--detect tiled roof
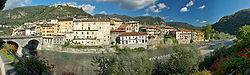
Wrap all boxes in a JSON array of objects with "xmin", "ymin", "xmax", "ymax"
[
  {"xmin": 147, "ymin": 26, "xmax": 160, "ymax": 29},
  {"xmin": 118, "ymin": 24, "xmax": 128, "ymax": 29},
  {"xmin": 193, "ymin": 30, "xmax": 203, "ymax": 33},
  {"xmin": 119, "ymin": 32, "xmax": 148, "ymax": 36},
  {"xmin": 148, "ymin": 35, "xmax": 155, "ymax": 38},
  {"xmin": 33, "ymin": 21, "xmax": 39, "ymax": 24},
  {"xmin": 177, "ymin": 29, "xmax": 193, "ymax": 32},
  {"xmin": 111, "ymin": 29, "xmax": 126, "ymax": 32},
  {"xmin": 165, "ymin": 26, "xmax": 175, "ymax": 29}
]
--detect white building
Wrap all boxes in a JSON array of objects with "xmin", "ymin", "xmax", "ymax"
[
  {"xmin": 118, "ymin": 32, "xmax": 148, "ymax": 44},
  {"xmin": 124, "ymin": 21, "xmax": 140, "ymax": 32}
]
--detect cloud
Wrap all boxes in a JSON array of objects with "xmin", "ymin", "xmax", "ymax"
[
  {"xmin": 199, "ymin": 5, "xmax": 205, "ymax": 9},
  {"xmin": 24, "ymin": 0, "xmax": 32, "ymax": 4},
  {"xmin": 96, "ymin": 0, "xmax": 157, "ymax": 10},
  {"xmin": 145, "ymin": 3, "xmax": 168, "ymax": 13},
  {"xmin": 78, "ymin": 4, "xmax": 96, "ymax": 15},
  {"xmin": 4, "ymin": 0, "xmax": 26, "ymax": 10},
  {"xmin": 186, "ymin": 1, "xmax": 194, "ymax": 7},
  {"xmin": 170, "ymin": 20, "xmax": 174, "ymax": 22},
  {"xmin": 180, "ymin": 7, "xmax": 189, "ymax": 12},
  {"xmin": 200, "ymin": 21, "xmax": 207, "ymax": 23},
  {"xmin": 143, "ymin": 13, "xmax": 150, "ymax": 16},
  {"xmin": 158, "ymin": 3, "xmax": 166, "ymax": 9},
  {"xmin": 98, "ymin": 11, "xmax": 107, "ymax": 15}
]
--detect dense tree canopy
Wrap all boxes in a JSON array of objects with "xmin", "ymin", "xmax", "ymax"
[{"xmin": 212, "ymin": 8, "xmax": 250, "ymax": 35}]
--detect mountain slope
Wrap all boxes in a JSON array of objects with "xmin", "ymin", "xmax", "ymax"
[
  {"xmin": 166, "ymin": 22, "xmax": 201, "ymax": 30},
  {"xmin": 94, "ymin": 14, "xmax": 165, "ymax": 25},
  {"xmin": 0, "ymin": 5, "xmax": 92, "ymax": 25},
  {"xmin": 212, "ymin": 8, "xmax": 250, "ymax": 34}
]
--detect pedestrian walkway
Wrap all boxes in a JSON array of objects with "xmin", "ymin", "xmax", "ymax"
[{"xmin": 0, "ymin": 53, "xmax": 17, "ymax": 75}]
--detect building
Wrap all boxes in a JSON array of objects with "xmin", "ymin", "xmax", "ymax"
[
  {"xmin": 124, "ymin": 21, "xmax": 140, "ymax": 32},
  {"xmin": 110, "ymin": 18, "xmax": 123, "ymax": 30},
  {"xmin": 41, "ymin": 23, "xmax": 58, "ymax": 44},
  {"xmin": 72, "ymin": 17, "xmax": 111, "ymax": 46},
  {"xmin": 164, "ymin": 26, "xmax": 176, "ymax": 35},
  {"xmin": 193, "ymin": 30, "xmax": 204, "ymax": 41},
  {"xmin": 117, "ymin": 32, "xmax": 149, "ymax": 49},
  {"xmin": 169, "ymin": 29, "xmax": 192, "ymax": 44},
  {"xmin": 57, "ymin": 16, "xmax": 74, "ymax": 41},
  {"xmin": 53, "ymin": 33, "xmax": 66, "ymax": 45}
]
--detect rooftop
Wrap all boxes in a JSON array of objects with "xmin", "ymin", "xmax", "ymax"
[
  {"xmin": 111, "ymin": 29, "xmax": 126, "ymax": 32},
  {"xmin": 118, "ymin": 24, "xmax": 128, "ymax": 29},
  {"xmin": 165, "ymin": 26, "xmax": 175, "ymax": 29},
  {"xmin": 119, "ymin": 32, "xmax": 148, "ymax": 36}
]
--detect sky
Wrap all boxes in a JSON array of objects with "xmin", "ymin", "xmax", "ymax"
[{"xmin": 3, "ymin": 0, "xmax": 250, "ymax": 27}]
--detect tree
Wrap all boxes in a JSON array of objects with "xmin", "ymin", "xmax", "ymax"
[
  {"xmin": 153, "ymin": 44, "xmax": 203, "ymax": 74},
  {"xmin": 92, "ymin": 50, "xmax": 153, "ymax": 75},
  {"xmin": 202, "ymin": 24, "xmax": 213, "ymax": 40},
  {"xmin": 236, "ymin": 25, "xmax": 250, "ymax": 39},
  {"xmin": 0, "ymin": 0, "xmax": 7, "ymax": 10}
]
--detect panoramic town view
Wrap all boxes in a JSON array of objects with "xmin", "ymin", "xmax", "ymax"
[{"xmin": 0, "ymin": 0, "xmax": 249, "ymax": 75}]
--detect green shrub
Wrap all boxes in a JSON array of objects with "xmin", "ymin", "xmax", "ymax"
[{"xmin": 92, "ymin": 50, "xmax": 153, "ymax": 75}]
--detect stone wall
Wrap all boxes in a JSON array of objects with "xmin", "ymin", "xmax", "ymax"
[
  {"xmin": 118, "ymin": 43, "xmax": 147, "ymax": 49},
  {"xmin": 41, "ymin": 44, "xmax": 115, "ymax": 53}
]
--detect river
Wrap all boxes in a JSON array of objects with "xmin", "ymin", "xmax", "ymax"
[
  {"xmin": 38, "ymin": 38, "xmax": 236, "ymax": 75},
  {"xmin": 38, "ymin": 47, "xmax": 173, "ymax": 75}
]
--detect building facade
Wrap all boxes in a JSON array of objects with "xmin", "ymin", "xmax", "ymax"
[
  {"xmin": 57, "ymin": 17, "xmax": 74, "ymax": 41},
  {"xmin": 72, "ymin": 18, "xmax": 111, "ymax": 46},
  {"xmin": 118, "ymin": 32, "xmax": 148, "ymax": 44}
]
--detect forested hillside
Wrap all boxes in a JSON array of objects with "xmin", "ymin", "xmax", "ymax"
[
  {"xmin": 0, "ymin": 5, "xmax": 92, "ymax": 25},
  {"xmin": 212, "ymin": 8, "xmax": 250, "ymax": 34},
  {"xmin": 166, "ymin": 22, "xmax": 201, "ymax": 30}
]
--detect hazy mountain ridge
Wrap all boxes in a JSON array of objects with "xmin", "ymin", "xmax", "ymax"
[{"xmin": 94, "ymin": 14, "xmax": 166, "ymax": 25}]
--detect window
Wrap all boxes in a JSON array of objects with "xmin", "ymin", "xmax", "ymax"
[
  {"xmin": 87, "ymin": 32, "xmax": 89, "ymax": 34},
  {"xmin": 82, "ymin": 32, "xmax": 84, "ymax": 34},
  {"xmin": 88, "ymin": 27, "xmax": 90, "ymax": 30},
  {"xmin": 99, "ymin": 27, "xmax": 101, "ymax": 29},
  {"xmin": 65, "ymin": 23, "xmax": 67, "ymax": 24},
  {"xmin": 76, "ymin": 32, "xmax": 78, "ymax": 34},
  {"xmin": 92, "ymin": 32, "xmax": 94, "ymax": 34}
]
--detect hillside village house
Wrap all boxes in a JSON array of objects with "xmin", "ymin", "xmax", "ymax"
[
  {"xmin": 41, "ymin": 20, "xmax": 59, "ymax": 44},
  {"xmin": 57, "ymin": 16, "xmax": 74, "ymax": 41},
  {"xmin": 11, "ymin": 15, "xmax": 205, "ymax": 49},
  {"xmin": 146, "ymin": 26, "xmax": 161, "ymax": 39},
  {"xmin": 124, "ymin": 21, "xmax": 140, "ymax": 32},
  {"xmin": 164, "ymin": 26, "xmax": 176, "ymax": 35},
  {"xmin": 117, "ymin": 32, "xmax": 149, "ymax": 49},
  {"xmin": 72, "ymin": 17, "xmax": 111, "ymax": 46},
  {"xmin": 110, "ymin": 18, "xmax": 123, "ymax": 30},
  {"xmin": 193, "ymin": 30, "xmax": 204, "ymax": 41},
  {"xmin": 169, "ymin": 29, "xmax": 192, "ymax": 44}
]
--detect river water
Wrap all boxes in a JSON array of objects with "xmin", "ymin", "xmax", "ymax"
[{"xmin": 38, "ymin": 48, "xmax": 173, "ymax": 75}]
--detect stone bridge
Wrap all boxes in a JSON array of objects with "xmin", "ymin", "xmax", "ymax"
[{"xmin": 0, "ymin": 36, "xmax": 42, "ymax": 57}]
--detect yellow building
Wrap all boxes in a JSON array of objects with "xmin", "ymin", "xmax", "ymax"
[
  {"xmin": 194, "ymin": 30, "xmax": 204, "ymax": 41},
  {"xmin": 41, "ymin": 23, "xmax": 58, "ymax": 44},
  {"xmin": 72, "ymin": 17, "xmax": 111, "ymax": 46},
  {"xmin": 57, "ymin": 16, "xmax": 74, "ymax": 41}
]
